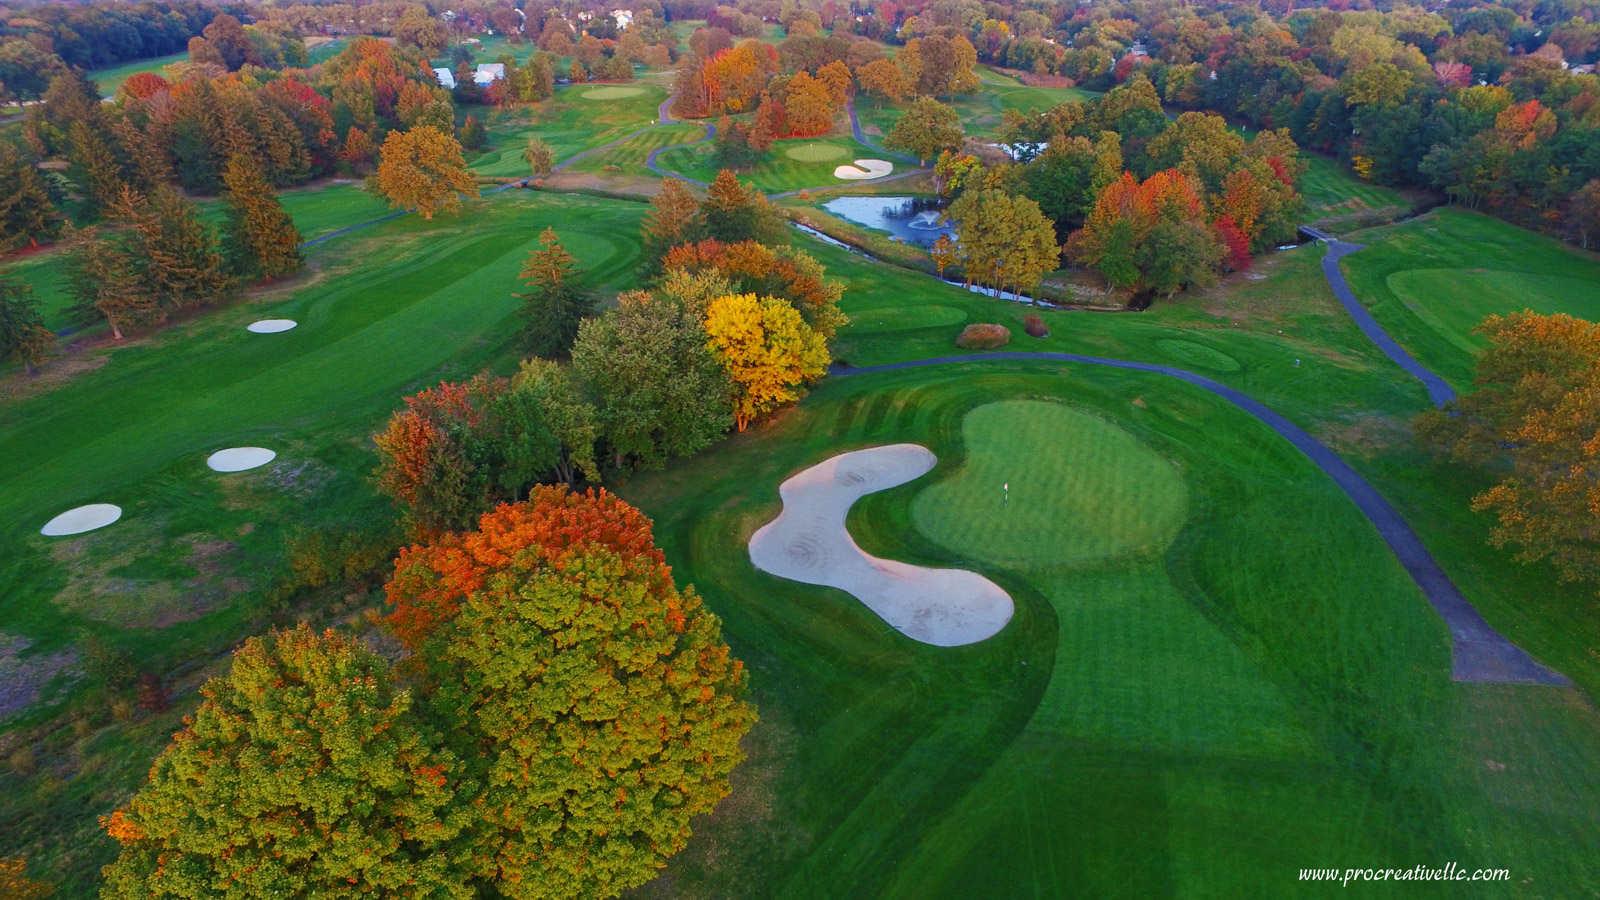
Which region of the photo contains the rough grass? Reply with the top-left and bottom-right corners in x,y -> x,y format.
1155,338 -> 1241,371
908,399 -> 1188,569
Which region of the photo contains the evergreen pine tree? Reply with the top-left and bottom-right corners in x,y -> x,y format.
517,228 -> 595,357
221,154 -> 304,280
0,144 -> 61,251
66,119 -> 126,215
0,270 -> 54,375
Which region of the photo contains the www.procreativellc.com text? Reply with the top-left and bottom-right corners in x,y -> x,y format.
1299,864 -> 1509,887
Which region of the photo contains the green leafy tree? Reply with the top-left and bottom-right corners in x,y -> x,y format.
220,154 -> 304,280
884,97 -> 964,164
571,290 -> 734,469
509,359 -> 599,486
518,228 -> 596,357
100,624 -> 475,899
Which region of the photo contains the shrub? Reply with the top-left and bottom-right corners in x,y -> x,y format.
956,323 -> 1011,350
1023,313 -> 1049,338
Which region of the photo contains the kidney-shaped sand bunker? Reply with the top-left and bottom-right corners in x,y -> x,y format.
749,444 -> 1013,646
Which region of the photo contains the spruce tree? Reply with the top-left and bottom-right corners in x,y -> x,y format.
221,154 -> 304,280
517,228 -> 595,357
0,144 -> 61,251
639,177 -> 702,268
0,270 -> 53,375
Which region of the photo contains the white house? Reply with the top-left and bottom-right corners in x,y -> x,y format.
433,67 -> 456,89
474,63 -> 505,86
612,9 -> 634,29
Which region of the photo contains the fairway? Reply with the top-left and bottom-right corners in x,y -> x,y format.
910,400 -> 1188,569
653,136 -> 884,192
1386,268 -> 1600,354
1155,338 -> 1241,371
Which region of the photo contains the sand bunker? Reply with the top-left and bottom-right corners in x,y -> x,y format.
247,319 -> 297,333
41,504 -> 122,536
749,444 -> 1013,646
207,447 -> 277,472
833,159 -> 894,180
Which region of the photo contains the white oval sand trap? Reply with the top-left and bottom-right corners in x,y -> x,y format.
833,159 -> 894,180
749,444 -> 1013,646
207,447 -> 277,472
247,319 -> 297,334
40,504 -> 122,536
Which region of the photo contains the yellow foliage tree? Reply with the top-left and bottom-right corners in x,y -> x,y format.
375,125 -> 479,220
704,293 -> 829,431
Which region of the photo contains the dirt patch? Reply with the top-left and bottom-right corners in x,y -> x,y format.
50,526 -> 243,629
0,634 -> 80,722
1317,413 -> 1412,458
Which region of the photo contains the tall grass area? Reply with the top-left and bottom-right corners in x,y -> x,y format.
622,364 -> 1600,897
0,192 -> 647,897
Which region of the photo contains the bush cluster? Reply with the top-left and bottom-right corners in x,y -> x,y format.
1023,314 -> 1049,338
956,323 -> 1011,349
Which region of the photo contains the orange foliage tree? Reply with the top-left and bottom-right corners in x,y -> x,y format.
375,125 -> 479,219
662,238 -> 847,339
384,489 -> 757,897
1417,312 -> 1600,586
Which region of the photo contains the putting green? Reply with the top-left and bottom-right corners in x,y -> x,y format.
911,400 -> 1187,570
582,85 -> 647,100
785,142 -> 849,162
847,305 -> 966,333
1386,268 -> 1600,355
1156,339 -> 1241,372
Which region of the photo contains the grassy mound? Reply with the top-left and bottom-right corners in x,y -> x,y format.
582,85 -> 648,100
910,400 -> 1188,569
1155,338 -> 1241,372
785,142 -> 849,162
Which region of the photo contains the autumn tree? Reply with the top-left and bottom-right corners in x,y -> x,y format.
396,5 -> 449,55
518,228 -> 595,357
856,58 -> 908,106
0,271 -> 52,375
946,190 -> 1061,300
885,97 -> 964,164
1570,180 -> 1600,250
704,292 -> 829,431
780,70 -> 834,136
640,177 -> 704,267
220,154 -> 304,280
572,291 -> 734,468
376,125 -> 479,220
1417,312 -> 1600,586
1067,170 -> 1224,299
661,238 -> 848,339
383,490 -> 756,898
65,225 -> 152,340
930,233 -> 957,278
341,126 -> 377,173
100,624 -> 474,899
524,137 -> 555,177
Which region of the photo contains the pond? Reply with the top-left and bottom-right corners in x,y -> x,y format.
821,196 -> 956,246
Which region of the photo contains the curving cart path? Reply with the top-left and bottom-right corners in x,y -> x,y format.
832,352 -> 1568,686
1301,225 -> 1456,407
